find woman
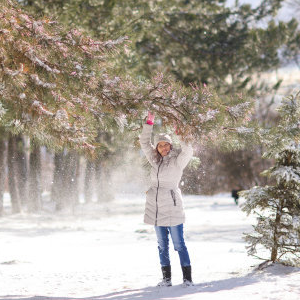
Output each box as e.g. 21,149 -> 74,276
139,111 -> 194,287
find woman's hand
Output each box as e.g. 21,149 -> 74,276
174,122 -> 180,135
146,111 -> 155,125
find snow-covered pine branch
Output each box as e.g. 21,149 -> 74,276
0,0 -> 255,152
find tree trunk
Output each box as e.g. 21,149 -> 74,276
28,142 -> 42,212
64,151 -> 80,211
51,150 -> 80,211
15,135 -> 28,208
0,138 -> 6,216
84,159 -> 94,203
95,161 -> 102,202
7,135 -> 21,213
271,206 -> 282,262
51,152 -> 65,211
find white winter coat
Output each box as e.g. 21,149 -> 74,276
139,124 -> 193,226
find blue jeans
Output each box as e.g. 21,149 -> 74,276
154,224 -> 191,267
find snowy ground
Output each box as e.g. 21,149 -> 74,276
0,193 -> 300,300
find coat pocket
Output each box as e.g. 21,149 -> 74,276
170,190 -> 176,206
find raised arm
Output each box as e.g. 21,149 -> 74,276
173,123 -> 193,169
139,112 -> 156,165
176,138 -> 193,169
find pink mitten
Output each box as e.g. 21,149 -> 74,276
146,111 -> 155,125
174,122 -> 179,135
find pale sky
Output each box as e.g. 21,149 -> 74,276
226,0 -> 296,22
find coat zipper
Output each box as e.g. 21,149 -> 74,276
155,158 -> 163,226
170,190 -> 177,206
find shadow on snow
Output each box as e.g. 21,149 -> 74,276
0,271 -> 271,300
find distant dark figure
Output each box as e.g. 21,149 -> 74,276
231,189 -> 242,205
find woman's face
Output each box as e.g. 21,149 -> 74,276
157,141 -> 171,157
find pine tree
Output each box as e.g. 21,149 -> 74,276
241,92 -> 300,266
0,0 -> 127,150
1,0 -> 255,148
1,0 -> 262,211
22,0 -> 300,92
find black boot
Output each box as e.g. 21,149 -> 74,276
181,265 -> 193,286
157,266 -> 172,287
